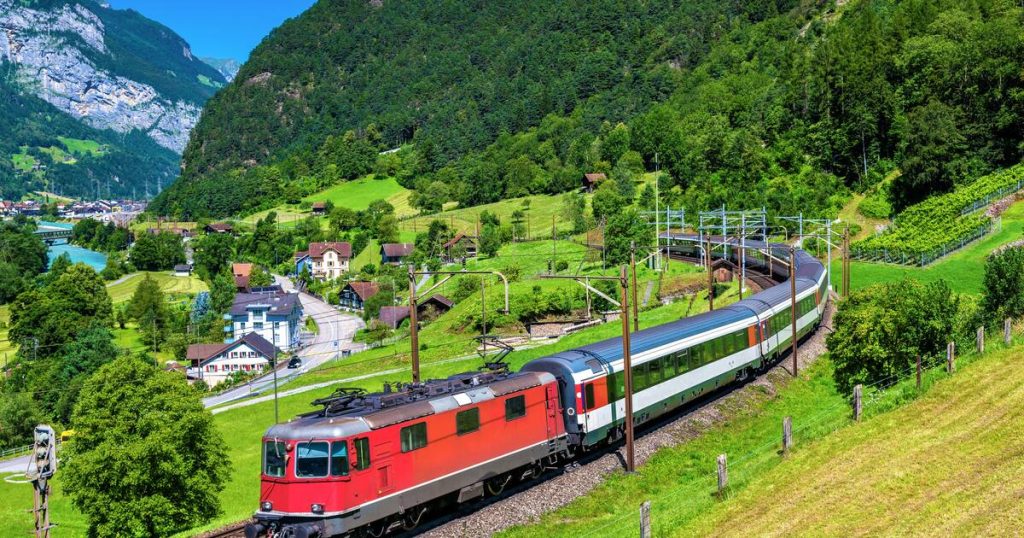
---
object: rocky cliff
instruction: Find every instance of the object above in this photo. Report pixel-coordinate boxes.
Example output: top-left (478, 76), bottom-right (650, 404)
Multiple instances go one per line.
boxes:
top-left (0, 0), bottom-right (225, 153)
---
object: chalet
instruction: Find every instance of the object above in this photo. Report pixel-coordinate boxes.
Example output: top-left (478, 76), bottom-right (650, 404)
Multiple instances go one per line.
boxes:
top-left (442, 232), bottom-right (478, 262)
top-left (418, 294), bottom-right (454, 319)
top-left (229, 290), bottom-right (303, 351)
top-left (186, 332), bottom-right (278, 388)
top-left (311, 201), bottom-right (327, 216)
top-left (582, 172), bottom-right (607, 192)
top-left (378, 306), bottom-right (410, 329)
top-left (205, 222), bottom-right (234, 235)
top-left (299, 242), bottom-right (352, 280)
top-left (339, 281), bottom-right (380, 311)
top-left (232, 263), bottom-right (253, 291)
top-left (173, 264), bottom-right (193, 277)
top-left (381, 243), bottom-right (414, 265)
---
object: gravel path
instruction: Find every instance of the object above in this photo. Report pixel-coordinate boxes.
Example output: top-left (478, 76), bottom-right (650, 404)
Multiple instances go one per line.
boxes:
top-left (420, 301), bottom-right (836, 538)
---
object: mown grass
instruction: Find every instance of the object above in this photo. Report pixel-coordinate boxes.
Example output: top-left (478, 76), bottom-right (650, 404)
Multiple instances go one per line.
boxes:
top-left (243, 176), bottom-right (413, 227)
top-left (0, 304), bottom-right (14, 358)
top-left (831, 200), bottom-right (1024, 294)
top-left (399, 192), bottom-right (590, 239)
top-left (683, 345), bottom-right (1024, 536)
top-left (502, 332), bottom-right (1020, 537)
top-left (10, 152), bottom-right (36, 172)
top-left (105, 271), bottom-right (208, 304)
top-left (57, 137), bottom-right (104, 156)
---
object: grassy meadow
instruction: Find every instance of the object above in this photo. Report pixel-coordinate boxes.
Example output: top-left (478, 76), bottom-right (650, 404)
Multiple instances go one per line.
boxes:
top-left (105, 271), bottom-right (208, 304)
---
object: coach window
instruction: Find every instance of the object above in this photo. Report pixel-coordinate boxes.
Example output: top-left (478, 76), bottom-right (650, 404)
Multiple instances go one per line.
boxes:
top-left (649, 358), bottom-right (663, 386)
top-left (505, 395), bottom-right (527, 420)
top-left (296, 441), bottom-right (330, 478)
top-left (584, 383), bottom-right (596, 410)
top-left (400, 422), bottom-right (428, 452)
top-left (330, 441), bottom-right (349, 476)
top-left (456, 407), bottom-right (480, 435)
top-left (354, 437), bottom-right (371, 470)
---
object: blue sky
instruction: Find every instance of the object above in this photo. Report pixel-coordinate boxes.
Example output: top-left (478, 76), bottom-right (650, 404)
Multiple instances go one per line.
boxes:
top-left (107, 0), bottom-right (316, 61)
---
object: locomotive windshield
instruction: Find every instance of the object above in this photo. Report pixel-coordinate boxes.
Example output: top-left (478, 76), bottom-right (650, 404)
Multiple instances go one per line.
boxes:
top-left (296, 441), bottom-right (330, 477)
top-left (263, 440), bottom-right (286, 477)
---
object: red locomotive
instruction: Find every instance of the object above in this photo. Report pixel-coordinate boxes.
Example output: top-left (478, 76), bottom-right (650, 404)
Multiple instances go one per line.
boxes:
top-left (246, 366), bottom-right (570, 538)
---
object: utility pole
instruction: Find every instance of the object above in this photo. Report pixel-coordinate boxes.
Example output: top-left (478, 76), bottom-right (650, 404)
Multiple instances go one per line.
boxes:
top-left (619, 266), bottom-right (635, 473)
top-left (272, 323), bottom-right (279, 424)
top-left (630, 242), bottom-right (639, 333)
top-left (706, 237), bottom-right (714, 311)
top-left (408, 265), bottom-right (420, 383)
top-left (739, 213), bottom-right (746, 300)
top-left (843, 226), bottom-right (851, 297)
top-left (654, 153), bottom-right (660, 272)
top-left (551, 215), bottom-right (556, 273)
top-left (29, 425), bottom-right (57, 538)
top-left (790, 246), bottom-right (798, 377)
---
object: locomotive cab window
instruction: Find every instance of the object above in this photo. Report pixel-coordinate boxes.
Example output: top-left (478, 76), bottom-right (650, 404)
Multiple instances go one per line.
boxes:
top-left (330, 441), bottom-right (349, 476)
top-left (505, 395), bottom-right (526, 420)
top-left (296, 441), bottom-right (329, 478)
top-left (354, 437), bottom-right (371, 470)
top-left (456, 408), bottom-right (480, 435)
top-left (263, 440), bottom-right (286, 477)
top-left (400, 422), bottom-right (428, 452)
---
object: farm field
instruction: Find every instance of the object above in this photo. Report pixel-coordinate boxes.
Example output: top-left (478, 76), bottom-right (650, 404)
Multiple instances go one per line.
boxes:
top-left (836, 200), bottom-right (1024, 294)
top-left (0, 304), bottom-right (13, 359)
top-left (501, 332), bottom-right (1019, 537)
top-left (105, 271), bottom-right (208, 304)
top-left (242, 176), bottom-right (413, 226)
top-left (398, 191), bottom-right (591, 239)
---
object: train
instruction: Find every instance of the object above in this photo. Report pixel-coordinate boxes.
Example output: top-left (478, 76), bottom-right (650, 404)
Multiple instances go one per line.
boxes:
top-left (245, 239), bottom-right (829, 538)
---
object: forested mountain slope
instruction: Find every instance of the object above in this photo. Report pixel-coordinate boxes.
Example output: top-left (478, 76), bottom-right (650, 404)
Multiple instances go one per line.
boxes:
top-left (0, 0), bottom-right (228, 200)
top-left (153, 0), bottom-right (1024, 220)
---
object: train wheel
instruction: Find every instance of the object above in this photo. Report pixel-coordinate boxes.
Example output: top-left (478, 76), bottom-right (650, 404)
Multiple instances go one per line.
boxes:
top-left (486, 474), bottom-right (511, 496)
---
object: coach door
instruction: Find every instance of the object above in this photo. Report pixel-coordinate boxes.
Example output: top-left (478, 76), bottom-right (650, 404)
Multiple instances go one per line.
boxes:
top-left (544, 384), bottom-right (559, 438)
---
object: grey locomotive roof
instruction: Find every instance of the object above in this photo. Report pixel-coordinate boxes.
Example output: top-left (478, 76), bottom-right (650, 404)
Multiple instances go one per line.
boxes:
top-left (264, 371), bottom-right (554, 439)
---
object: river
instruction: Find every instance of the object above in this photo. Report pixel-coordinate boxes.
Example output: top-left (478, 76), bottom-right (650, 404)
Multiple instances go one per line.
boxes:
top-left (38, 221), bottom-right (108, 272)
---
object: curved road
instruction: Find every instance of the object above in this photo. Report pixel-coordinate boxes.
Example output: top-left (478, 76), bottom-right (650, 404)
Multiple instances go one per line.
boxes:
top-left (202, 276), bottom-right (364, 408)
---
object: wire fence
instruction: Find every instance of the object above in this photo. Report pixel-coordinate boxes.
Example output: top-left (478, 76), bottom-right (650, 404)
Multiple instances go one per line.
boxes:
top-left (850, 219), bottom-right (993, 267)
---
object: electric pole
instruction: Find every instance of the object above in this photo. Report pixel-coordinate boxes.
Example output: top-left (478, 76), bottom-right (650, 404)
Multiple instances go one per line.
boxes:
top-left (630, 242), bottom-right (639, 333)
top-left (790, 246), bottom-right (798, 377)
top-left (29, 425), bottom-right (57, 538)
top-left (408, 265), bottom-right (420, 383)
top-left (619, 266), bottom-right (635, 473)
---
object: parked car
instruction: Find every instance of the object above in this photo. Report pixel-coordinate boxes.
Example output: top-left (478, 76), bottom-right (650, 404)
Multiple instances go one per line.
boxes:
top-left (287, 357), bottom-right (302, 369)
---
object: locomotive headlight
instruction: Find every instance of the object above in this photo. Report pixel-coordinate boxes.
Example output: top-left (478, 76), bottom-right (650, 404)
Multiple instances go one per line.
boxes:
top-left (311, 503), bottom-right (324, 514)
top-left (260, 501), bottom-right (273, 512)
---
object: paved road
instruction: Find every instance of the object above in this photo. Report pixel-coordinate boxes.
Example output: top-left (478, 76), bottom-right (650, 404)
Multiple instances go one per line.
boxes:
top-left (201, 276), bottom-right (364, 408)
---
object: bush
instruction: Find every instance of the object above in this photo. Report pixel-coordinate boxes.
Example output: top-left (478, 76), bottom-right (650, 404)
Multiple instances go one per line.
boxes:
top-left (858, 192), bottom-right (892, 219)
top-left (555, 260), bottom-right (569, 272)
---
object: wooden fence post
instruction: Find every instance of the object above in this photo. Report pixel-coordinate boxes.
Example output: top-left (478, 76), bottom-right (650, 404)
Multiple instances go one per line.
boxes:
top-left (782, 416), bottom-right (793, 455)
top-left (716, 454), bottom-right (728, 498)
top-left (639, 501), bottom-right (651, 538)
top-left (853, 384), bottom-right (863, 422)
top-left (977, 326), bottom-right (985, 354)
top-left (1005, 318), bottom-right (1012, 346)
top-left (916, 354), bottom-right (922, 390)
top-left (947, 341), bottom-right (955, 373)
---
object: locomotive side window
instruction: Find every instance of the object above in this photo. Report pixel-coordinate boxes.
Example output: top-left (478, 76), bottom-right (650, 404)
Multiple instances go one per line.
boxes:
top-left (505, 395), bottom-right (527, 420)
top-left (263, 441), bottom-right (286, 477)
top-left (354, 437), bottom-right (371, 470)
top-left (330, 441), bottom-right (349, 476)
top-left (400, 422), bottom-right (428, 452)
top-left (456, 408), bottom-right (480, 435)
top-left (296, 441), bottom-right (330, 478)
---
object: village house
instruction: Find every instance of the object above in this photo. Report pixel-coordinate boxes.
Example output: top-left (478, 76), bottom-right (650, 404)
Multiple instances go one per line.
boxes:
top-left (232, 263), bottom-right (253, 291)
top-left (380, 243), bottom-right (414, 265)
top-left (229, 290), bottom-right (303, 351)
top-left (339, 281), bottom-right (380, 311)
top-left (581, 172), bottom-right (607, 192)
top-left (205, 222), bottom-right (234, 235)
top-left (295, 242), bottom-right (351, 280)
top-left (378, 306), bottom-right (410, 329)
top-left (442, 232), bottom-right (478, 262)
top-left (146, 226), bottom-right (193, 239)
top-left (186, 332), bottom-right (278, 388)
top-left (173, 264), bottom-right (193, 277)
top-left (311, 201), bottom-right (328, 216)
top-left (417, 294), bottom-right (454, 319)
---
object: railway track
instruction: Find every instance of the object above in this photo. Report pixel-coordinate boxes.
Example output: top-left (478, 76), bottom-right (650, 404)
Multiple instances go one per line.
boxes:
top-left (196, 521), bottom-right (247, 538)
